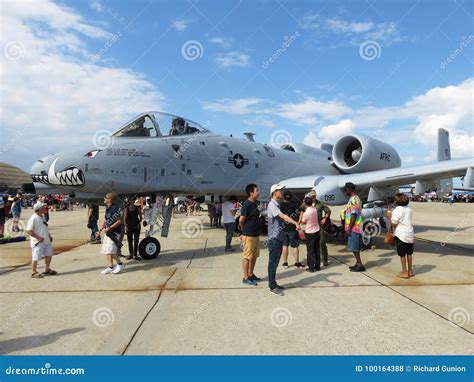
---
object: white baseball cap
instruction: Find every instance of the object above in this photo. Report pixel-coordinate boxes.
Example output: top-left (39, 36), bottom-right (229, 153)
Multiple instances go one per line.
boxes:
top-left (33, 202), bottom-right (46, 211)
top-left (270, 184), bottom-right (286, 194)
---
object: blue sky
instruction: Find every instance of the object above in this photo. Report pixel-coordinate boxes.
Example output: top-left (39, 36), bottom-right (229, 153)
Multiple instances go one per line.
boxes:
top-left (1, 0), bottom-right (473, 171)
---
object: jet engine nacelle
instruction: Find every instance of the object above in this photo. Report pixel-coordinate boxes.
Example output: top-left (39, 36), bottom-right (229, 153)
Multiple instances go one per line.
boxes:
top-left (332, 134), bottom-right (401, 173)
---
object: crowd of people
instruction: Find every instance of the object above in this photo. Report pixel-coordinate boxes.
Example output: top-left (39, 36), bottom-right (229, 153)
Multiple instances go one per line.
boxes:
top-left (12, 180), bottom-right (417, 287)
top-left (232, 182), bottom-right (416, 296)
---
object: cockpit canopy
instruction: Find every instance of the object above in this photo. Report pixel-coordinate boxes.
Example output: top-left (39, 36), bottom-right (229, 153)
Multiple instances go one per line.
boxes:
top-left (113, 112), bottom-right (209, 138)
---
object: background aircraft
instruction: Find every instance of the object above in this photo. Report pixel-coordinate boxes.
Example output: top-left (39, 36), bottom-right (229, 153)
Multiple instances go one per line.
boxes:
top-left (30, 111), bottom-right (474, 258)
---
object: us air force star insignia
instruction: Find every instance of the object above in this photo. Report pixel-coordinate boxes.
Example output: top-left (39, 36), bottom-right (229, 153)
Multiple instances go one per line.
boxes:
top-left (228, 153), bottom-right (249, 169)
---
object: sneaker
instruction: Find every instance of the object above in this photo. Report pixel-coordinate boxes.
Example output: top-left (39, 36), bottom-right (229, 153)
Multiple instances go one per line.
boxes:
top-left (282, 262), bottom-right (289, 269)
top-left (242, 278), bottom-right (257, 286)
top-left (249, 274), bottom-right (262, 281)
top-left (323, 262), bottom-right (329, 266)
top-left (225, 248), bottom-right (235, 252)
top-left (112, 263), bottom-right (124, 274)
top-left (270, 288), bottom-right (284, 296)
top-left (295, 262), bottom-right (304, 268)
top-left (101, 267), bottom-right (114, 275)
top-left (275, 284), bottom-right (285, 290)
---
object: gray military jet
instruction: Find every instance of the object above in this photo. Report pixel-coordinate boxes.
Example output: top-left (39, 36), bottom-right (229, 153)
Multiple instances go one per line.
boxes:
top-left (30, 111), bottom-right (474, 258)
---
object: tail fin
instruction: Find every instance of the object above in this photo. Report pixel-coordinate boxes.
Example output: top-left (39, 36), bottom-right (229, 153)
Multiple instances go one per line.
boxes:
top-left (438, 128), bottom-right (451, 161)
top-left (437, 128), bottom-right (453, 193)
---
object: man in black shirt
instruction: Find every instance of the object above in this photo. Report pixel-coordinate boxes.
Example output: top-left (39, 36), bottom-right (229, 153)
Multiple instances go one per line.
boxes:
top-left (280, 191), bottom-right (304, 268)
top-left (239, 184), bottom-right (261, 286)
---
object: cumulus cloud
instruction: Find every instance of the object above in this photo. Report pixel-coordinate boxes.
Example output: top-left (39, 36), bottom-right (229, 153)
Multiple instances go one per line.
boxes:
top-left (208, 36), bottom-right (232, 48)
top-left (215, 51), bottom-right (250, 68)
top-left (303, 15), bottom-right (401, 45)
top-left (1, 0), bottom-right (164, 170)
top-left (171, 18), bottom-right (196, 32)
top-left (202, 98), bottom-right (263, 114)
top-left (271, 98), bottom-right (351, 125)
top-left (203, 79), bottom-right (473, 158)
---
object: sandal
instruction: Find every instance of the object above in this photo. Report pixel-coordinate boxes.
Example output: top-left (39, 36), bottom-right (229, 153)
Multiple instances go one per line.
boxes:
top-left (42, 269), bottom-right (58, 276)
top-left (31, 272), bottom-right (44, 279)
top-left (408, 270), bottom-right (415, 277)
top-left (397, 272), bottom-right (410, 279)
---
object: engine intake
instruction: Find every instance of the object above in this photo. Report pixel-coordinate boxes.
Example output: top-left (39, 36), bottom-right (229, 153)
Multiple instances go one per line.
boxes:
top-left (332, 134), bottom-right (401, 173)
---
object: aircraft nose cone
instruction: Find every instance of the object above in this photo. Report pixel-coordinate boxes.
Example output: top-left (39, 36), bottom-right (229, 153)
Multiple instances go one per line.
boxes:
top-left (30, 154), bottom-right (85, 187)
top-left (30, 155), bottom-right (56, 184)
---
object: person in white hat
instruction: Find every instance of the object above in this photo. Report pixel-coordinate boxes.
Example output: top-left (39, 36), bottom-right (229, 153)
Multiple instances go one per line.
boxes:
top-left (26, 202), bottom-right (57, 278)
top-left (267, 184), bottom-right (301, 296)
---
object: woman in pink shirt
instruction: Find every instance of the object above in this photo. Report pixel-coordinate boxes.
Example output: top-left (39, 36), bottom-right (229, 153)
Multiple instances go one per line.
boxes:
top-left (301, 197), bottom-right (321, 272)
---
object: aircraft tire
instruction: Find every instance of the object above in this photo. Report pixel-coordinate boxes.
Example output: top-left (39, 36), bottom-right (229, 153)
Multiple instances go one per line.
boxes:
top-left (139, 237), bottom-right (161, 259)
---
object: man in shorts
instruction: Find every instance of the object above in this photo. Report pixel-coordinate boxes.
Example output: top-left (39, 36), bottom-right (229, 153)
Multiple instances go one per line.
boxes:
top-left (343, 182), bottom-right (365, 272)
top-left (26, 202), bottom-right (57, 278)
top-left (239, 184), bottom-right (261, 286)
top-left (98, 193), bottom-right (124, 274)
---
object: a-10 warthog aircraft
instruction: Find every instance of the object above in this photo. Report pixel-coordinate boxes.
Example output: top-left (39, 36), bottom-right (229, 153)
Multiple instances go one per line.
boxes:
top-left (30, 111), bottom-right (474, 258)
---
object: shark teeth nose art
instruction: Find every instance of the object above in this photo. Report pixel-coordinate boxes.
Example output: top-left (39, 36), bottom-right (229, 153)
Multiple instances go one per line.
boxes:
top-left (31, 158), bottom-right (85, 187)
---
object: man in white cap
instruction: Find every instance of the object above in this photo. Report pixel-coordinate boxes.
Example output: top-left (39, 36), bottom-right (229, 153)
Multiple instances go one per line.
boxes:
top-left (26, 202), bottom-right (57, 278)
top-left (267, 184), bottom-right (301, 295)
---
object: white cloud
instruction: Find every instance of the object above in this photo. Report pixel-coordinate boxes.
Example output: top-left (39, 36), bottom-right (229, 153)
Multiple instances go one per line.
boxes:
top-left (172, 18), bottom-right (196, 32)
top-left (89, 0), bottom-right (104, 12)
top-left (270, 98), bottom-right (351, 125)
top-left (304, 119), bottom-right (354, 148)
top-left (202, 98), bottom-right (263, 114)
top-left (208, 36), bottom-right (232, 48)
top-left (1, 0), bottom-right (164, 170)
top-left (203, 79), bottom-right (473, 159)
top-left (303, 15), bottom-right (401, 45)
top-left (243, 116), bottom-right (275, 128)
top-left (326, 19), bottom-right (374, 34)
top-left (215, 51), bottom-right (250, 68)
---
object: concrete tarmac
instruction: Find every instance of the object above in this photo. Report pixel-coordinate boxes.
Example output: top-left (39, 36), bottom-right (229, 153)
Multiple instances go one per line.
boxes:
top-left (0, 202), bottom-right (472, 355)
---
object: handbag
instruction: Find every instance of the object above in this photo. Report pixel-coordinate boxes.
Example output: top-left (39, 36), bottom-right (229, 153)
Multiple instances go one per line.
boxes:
top-left (384, 231), bottom-right (395, 246)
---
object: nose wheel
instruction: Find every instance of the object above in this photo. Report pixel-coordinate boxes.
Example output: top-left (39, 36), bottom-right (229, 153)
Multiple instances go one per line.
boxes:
top-left (138, 237), bottom-right (161, 259)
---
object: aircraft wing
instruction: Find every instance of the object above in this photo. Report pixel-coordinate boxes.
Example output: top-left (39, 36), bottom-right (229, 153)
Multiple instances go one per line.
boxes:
top-left (279, 157), bottom-right (474, 205)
